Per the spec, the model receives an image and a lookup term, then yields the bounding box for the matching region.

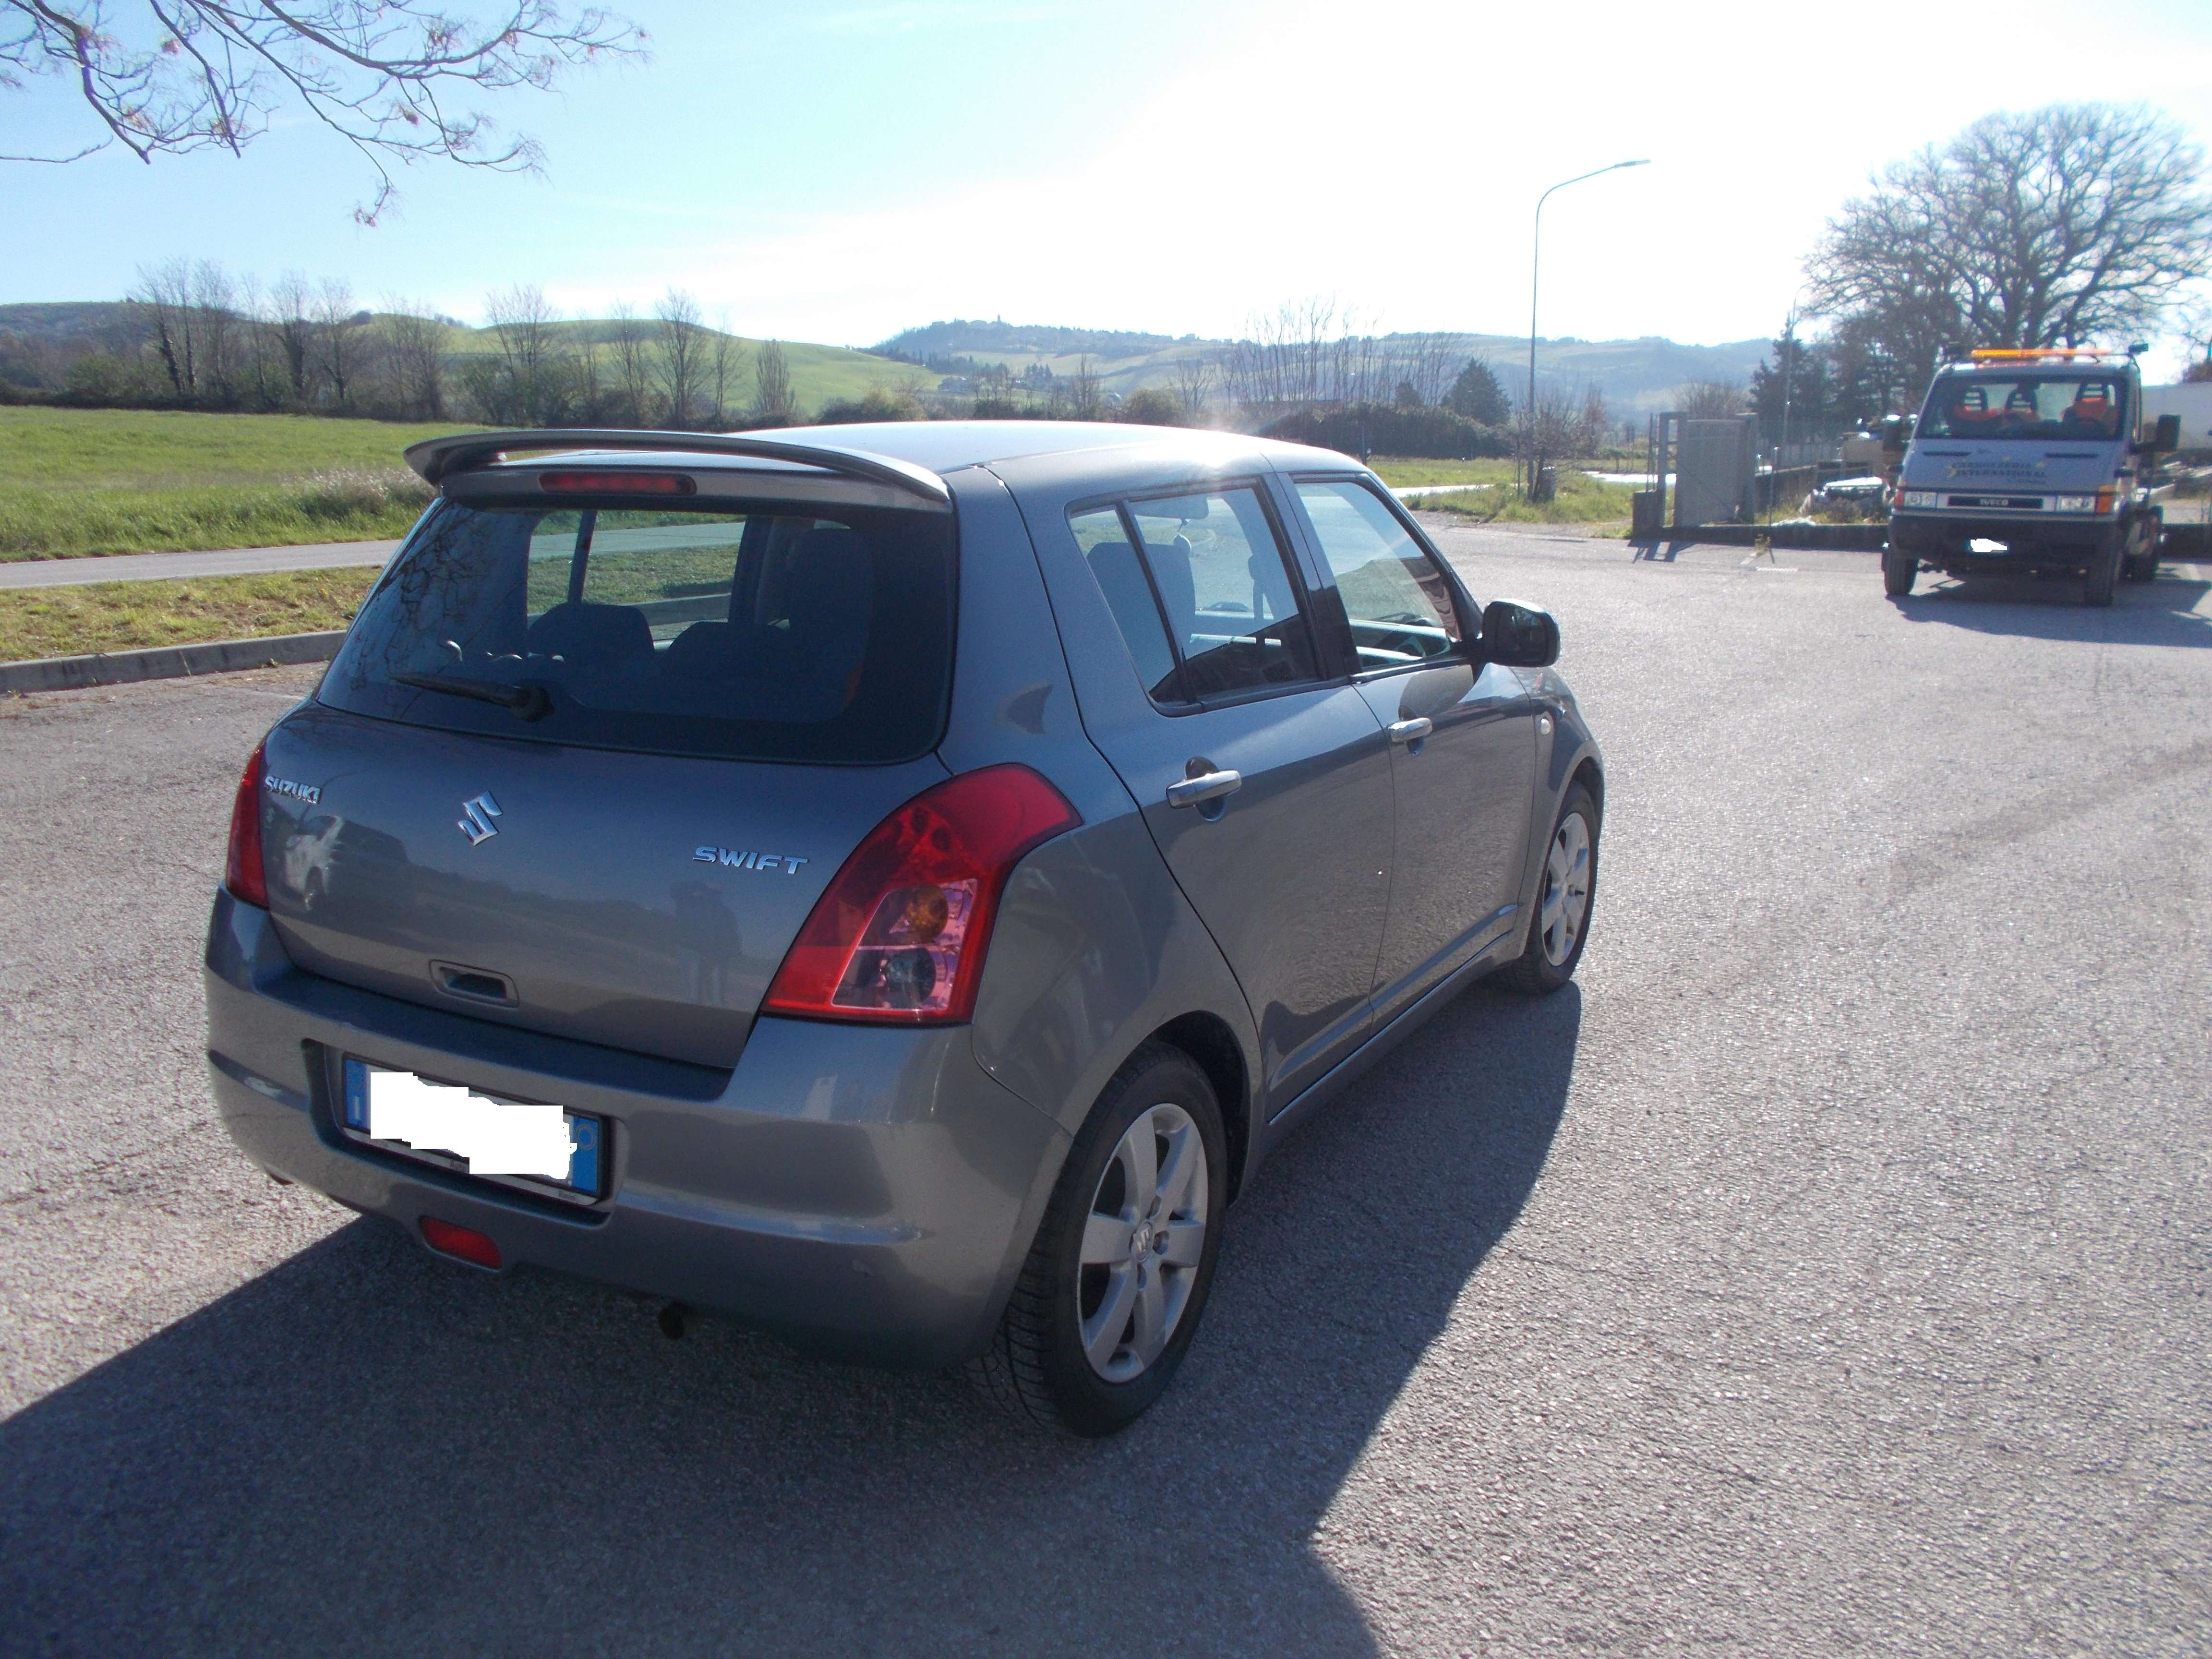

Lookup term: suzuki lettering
[457,792,502,847]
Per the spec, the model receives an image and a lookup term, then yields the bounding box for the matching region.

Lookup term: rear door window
[1070,486,1325,705]
[1292,479,1465,671]
[320,500,954,765]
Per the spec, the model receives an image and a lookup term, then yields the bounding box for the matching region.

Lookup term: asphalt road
[1,528,2207,1656]
[0,539,400,590]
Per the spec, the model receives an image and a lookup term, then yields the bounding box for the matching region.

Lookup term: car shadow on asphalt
[1891,574,2212,644]
[0,982,1578,1658]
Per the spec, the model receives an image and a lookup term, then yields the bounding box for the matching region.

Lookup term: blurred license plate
[341,1058,604,1201]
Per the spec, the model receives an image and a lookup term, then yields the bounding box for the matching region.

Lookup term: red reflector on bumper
[420,1216,502,1268]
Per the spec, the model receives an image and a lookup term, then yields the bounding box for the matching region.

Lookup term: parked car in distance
[1885,346,2181,604]
[205,421,1603,1434]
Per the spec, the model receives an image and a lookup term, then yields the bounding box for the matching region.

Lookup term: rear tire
[2084,528,2122,607]
[1501,781,1599,995]
[1882,535,1918,597]
[968,1042,1226,1437]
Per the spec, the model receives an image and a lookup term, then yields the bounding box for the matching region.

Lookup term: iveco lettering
[204,422,1604,1435]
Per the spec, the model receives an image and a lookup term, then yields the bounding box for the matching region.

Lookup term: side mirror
[1879,412,1909,455]
[1481,600,1560,668]
[2154,412,2181,453]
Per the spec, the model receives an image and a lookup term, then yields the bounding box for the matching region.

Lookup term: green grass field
[1370,457,1635,525]
[0,407,466,560]
[0,566,377,662]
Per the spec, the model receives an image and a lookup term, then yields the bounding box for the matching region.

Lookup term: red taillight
[225,740,269,909]
[538,470,696,495]
[762,765,1081,1024]
[420,1217,502,1268]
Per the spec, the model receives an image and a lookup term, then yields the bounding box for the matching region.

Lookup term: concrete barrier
[0,629,344,696]
[1634,523,1888,551]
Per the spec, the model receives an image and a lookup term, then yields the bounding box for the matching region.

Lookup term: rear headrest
[787,528,871,632]
[1142,536,1198,635]
[528,600,653,663]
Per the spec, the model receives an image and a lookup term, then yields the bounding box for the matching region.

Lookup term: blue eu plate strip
[565,1118,600,1194]
[343,1058,371,1129]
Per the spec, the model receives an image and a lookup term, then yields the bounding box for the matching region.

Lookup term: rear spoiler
[401,428,952,506]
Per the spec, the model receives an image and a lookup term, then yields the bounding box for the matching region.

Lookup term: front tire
[2084,527,2122,607]
[969,1042,1226,1437]
[2122,515,2160,584]
[1883,535,1919,597]
[1501,781,1599,995]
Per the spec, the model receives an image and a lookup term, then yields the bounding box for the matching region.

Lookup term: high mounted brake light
[762,766,1081,1024]
[538,470,697,495]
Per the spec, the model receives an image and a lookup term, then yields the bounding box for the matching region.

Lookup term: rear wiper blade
[391,671,553,722]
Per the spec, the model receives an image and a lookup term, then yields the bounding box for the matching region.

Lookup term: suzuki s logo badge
[458,792,503,847]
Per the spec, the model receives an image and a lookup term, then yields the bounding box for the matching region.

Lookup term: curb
[1632,524,1888,551]
[0,630,344,696]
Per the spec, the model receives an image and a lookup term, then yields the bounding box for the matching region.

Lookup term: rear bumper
[1891,510,2114,569]
[204,888,1069,1368]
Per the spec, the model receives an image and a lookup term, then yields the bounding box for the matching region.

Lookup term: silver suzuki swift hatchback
[206,422,1602,1434]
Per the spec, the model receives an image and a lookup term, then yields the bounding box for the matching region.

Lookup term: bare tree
[383,301,448,419]
[1397,332,1460,409]
[1808,103,2212,396]
[268,271,316,400]
[707,313,742,429]
[313,279,364,408]
[1580,384,1609,453]
[2,0,644,223]
[753,338,795,424]
[128,258,197,399]
[478,282,566,424]
[1678,380,1747,419]
[608,301,653,425]
[1069,354,1102,420]
[654,289,706,427]
[1167,355,1213,422]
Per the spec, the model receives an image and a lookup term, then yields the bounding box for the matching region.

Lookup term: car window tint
[1125,488,1320,698]
[1070,505,1184,703]
[1295,480,1462,669]
[321,501,952,765]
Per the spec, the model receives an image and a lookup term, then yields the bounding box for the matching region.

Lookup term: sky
[4,0,2212,374]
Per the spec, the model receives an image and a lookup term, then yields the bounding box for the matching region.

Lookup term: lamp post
[1527,158,1649,499]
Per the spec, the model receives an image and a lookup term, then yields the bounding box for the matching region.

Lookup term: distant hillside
[873,317,1771,416]
[874,319,1201,364]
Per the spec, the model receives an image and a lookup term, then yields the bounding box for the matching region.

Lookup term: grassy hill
[872,319,1771,415]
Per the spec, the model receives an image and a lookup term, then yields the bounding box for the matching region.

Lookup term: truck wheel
[968,1041,1226,1437]
[2122,516,2159,583]
[1882,536,1918,597]
[2083,529,2122,607]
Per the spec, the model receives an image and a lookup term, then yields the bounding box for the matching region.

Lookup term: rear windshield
[318,499,955,764]
[1917,374,2129,442]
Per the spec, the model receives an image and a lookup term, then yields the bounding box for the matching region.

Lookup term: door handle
[1387,717,1434,745]
[1166,769,1242,808]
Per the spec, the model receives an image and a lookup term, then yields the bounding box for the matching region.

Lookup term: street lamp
[1527,158,1649,498]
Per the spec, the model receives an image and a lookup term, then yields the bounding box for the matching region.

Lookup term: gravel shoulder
[1,538,2207,1655]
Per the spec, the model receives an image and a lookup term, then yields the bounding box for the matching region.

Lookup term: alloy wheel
[1077,1102,1209,1382]
[1540,811,1592,966]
